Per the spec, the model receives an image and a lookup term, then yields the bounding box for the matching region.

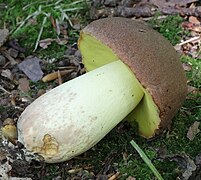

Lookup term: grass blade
[130,140,164,180]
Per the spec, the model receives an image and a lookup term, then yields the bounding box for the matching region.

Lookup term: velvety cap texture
[83,17,187,132]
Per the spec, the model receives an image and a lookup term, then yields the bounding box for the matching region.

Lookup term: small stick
[42,69,73,82]
[0,85,11,94]
[33,15,48,52]
[179,36,200,46]
[57,70,62,85]
[0,50,17,65]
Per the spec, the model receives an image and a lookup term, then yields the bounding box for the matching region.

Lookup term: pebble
[0,55,6,65]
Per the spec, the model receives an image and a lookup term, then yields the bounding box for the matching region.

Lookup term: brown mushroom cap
[79,17,187,137]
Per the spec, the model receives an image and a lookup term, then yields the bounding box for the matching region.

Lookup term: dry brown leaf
[39,38,55,49]
[108,172,120,180]
[39,38,68,49]
[187,121,200,141]
[42,69,73,82]
[8,48,19,58]
[1,69,13,80]
[189,16,200,25]
[182,63,192,71]
[0,50,17,65]
[18,56,44,81]
[18,78,30,93]
[0,29,9,47]
[160,153,196,180]
[1,118,17,144]
[187,85,199,93]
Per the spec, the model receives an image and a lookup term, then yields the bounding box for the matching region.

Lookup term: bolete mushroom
[17,17,187,163]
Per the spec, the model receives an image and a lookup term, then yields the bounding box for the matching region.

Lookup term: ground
[0,0,201,179]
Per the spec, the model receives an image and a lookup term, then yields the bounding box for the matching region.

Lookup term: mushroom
[17,17,187,163]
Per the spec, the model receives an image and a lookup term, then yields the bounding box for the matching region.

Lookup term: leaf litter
[187,121,200,141]
[18,57,44,82]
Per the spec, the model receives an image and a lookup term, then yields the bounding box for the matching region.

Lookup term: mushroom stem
[18,60,144,163]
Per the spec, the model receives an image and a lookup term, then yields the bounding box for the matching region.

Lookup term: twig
[63,7,84,12]
[179,36,200,46]
[42,69,73,82]
[60,9,73,27]
[67,0,85,6]
[0,50,17,65]
[0,85,11,95]
[58,70,62,85]
[33,15,48,52]
[182,105,201,110]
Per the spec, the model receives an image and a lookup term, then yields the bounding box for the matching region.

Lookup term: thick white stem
[18,60,144,163]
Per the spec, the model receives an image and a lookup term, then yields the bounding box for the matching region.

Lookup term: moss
[148,14,186,45]
[181,55,201,89]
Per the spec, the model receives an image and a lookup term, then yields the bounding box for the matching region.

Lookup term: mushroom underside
[79,33,161,138]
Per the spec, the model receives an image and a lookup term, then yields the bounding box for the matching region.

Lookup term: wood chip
[42,69,73,82]
[187,121,200,141]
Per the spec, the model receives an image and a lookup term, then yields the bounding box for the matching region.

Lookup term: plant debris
[18,57,44,82]
[187,121,200,141]
[90,0,201,19]
[0,29,9,47]
[160,153,197,180]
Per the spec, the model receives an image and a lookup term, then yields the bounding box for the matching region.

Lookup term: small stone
[0,55,6,66]
[0,29,9,47]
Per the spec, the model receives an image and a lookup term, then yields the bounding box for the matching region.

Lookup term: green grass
[148,14,187,45]
[0,0,89,57]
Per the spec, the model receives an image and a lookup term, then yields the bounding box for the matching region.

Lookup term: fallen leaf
[39,38,68,49]
[39,38,54,49]
[18,78,30,93]
[8,48,19,58]
[1,118,17,144]
[8,39,26,53]
[174,44,182,52]
[160,153,196,180]
[0,55,6,66]
[182,63,192,71]
[0,29,9,47]
[189,16,200,25]
[187,121,200,141]
[1,124,17,143]
[0,50,18,65]
[18,56,44,81]
[188,85,199,93]
[1,69,13,80]
[42,69,73,82]
[191,25,201,32]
